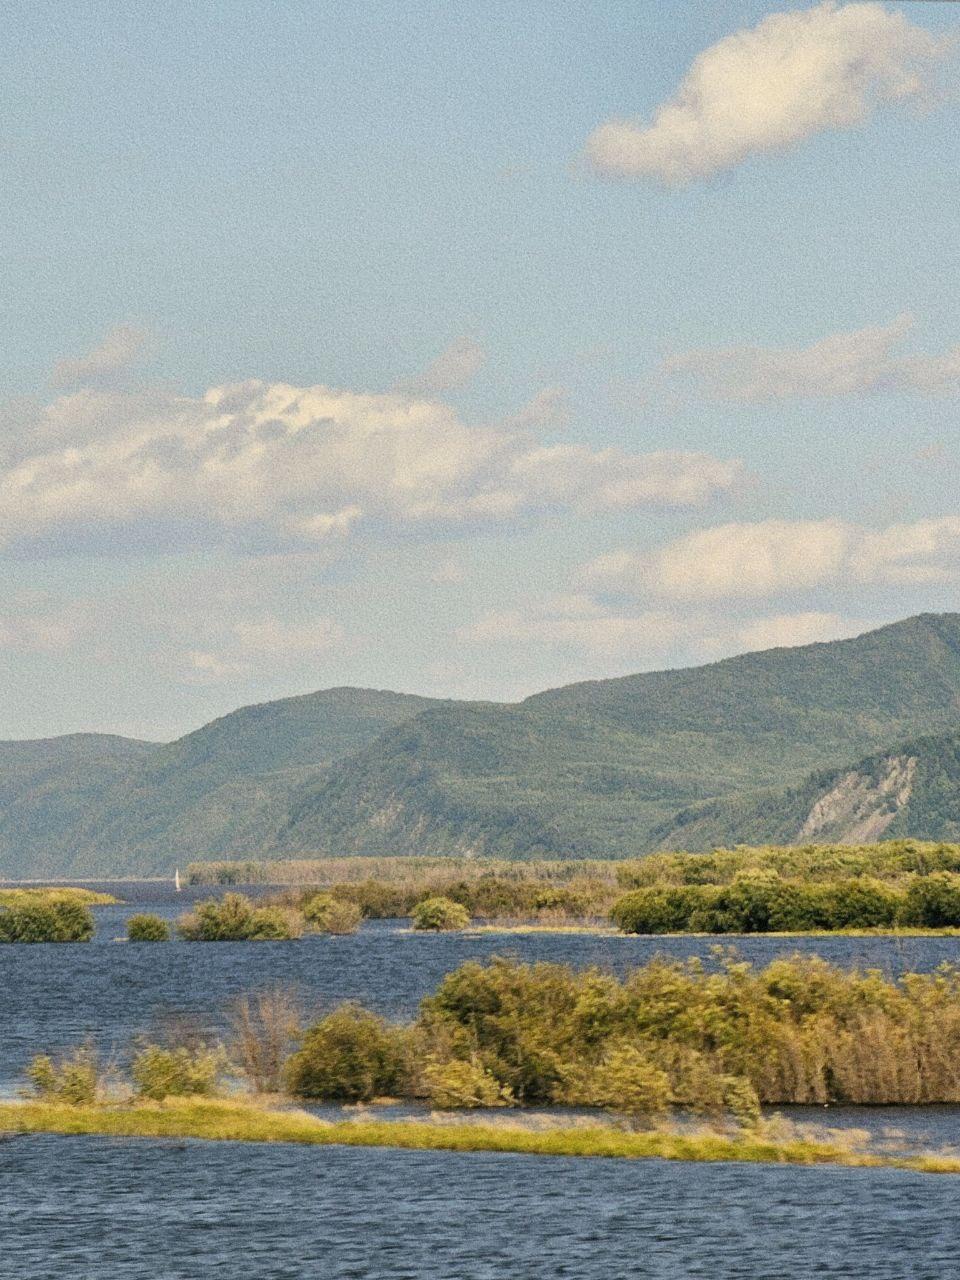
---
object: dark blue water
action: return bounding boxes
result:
[3,1134,958,1279]
[2,881,959,1097]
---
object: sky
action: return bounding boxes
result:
[2,0,960,741]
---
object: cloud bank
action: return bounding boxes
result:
[586,516,960,601]
[0,379,743,556]
[585,1,946,185]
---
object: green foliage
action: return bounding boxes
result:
[131,1043,227,1100]
[411,897,471,931]
[127,913,170,942]
[285,1005,410,1101]
[177,893,302,942]
[901,873,960,927]
[565,1045,672,1119]
[25,1045,102,1105]
[0,898,94,943]
[421,1057,513,1109]
[302,893,362,934]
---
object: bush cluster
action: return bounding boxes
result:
[127,914,170,942]
[611,871,960,934]
[301,894,362,935]
[178,893,303,942]
[411,897,471,931]
[283,953,960,1111]
[0,899,95,944]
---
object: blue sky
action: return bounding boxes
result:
[2,0,960,740]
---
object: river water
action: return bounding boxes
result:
[4,882,960,1277]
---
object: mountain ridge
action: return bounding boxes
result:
[5,613,960,876]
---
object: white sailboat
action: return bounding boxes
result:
[174,867,181,892]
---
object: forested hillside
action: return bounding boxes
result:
[3,614,960,876]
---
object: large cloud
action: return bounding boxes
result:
[661,315,960,403]
[584,1,946,185]
[586,516,960,600]
[0,379,743,556]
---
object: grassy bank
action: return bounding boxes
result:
[0,887,116,908]
[2,1098,959,1176]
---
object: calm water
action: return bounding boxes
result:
[5,882,960,1276]
[3,1134,959,1279]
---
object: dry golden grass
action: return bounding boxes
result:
[2,1098,960,1176]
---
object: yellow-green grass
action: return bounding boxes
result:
[3,1099,960,1176]
[0,887,117,908]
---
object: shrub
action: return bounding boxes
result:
[421,1057,513,1109]
[303,894,362,935]
[229,987,301,1094]
[566,1044,672,1120]
[127,913,170,942]
[901,873,960,927]
[0,899,94,944]
[411,897,471,932]
[131,1043,226,1100]
[178,893,303,941]
[285,1005,409,1101]
[25,1044,103,1105]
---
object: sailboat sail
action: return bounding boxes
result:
[174,868,181,892]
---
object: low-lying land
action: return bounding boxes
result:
[184,842,960,934]
[3,1097,959,1176]
[23,954,960,1114]
[0,887,116,907]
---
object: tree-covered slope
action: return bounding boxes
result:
[5,613,960,876]
[0,690,443,877]
[274,614,960,858]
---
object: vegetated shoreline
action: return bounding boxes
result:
[3,1098,960,1176]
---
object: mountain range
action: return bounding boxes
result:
[4,612,960,877]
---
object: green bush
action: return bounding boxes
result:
[411,897,471,931]
[421,1057,513,1109]
[127,913,170,942]
[566,1044,672,1119]
[178,893,302,941]
[0,899,94,943]
[285,1005,409,1101]
[901,873,960,927]
[302,894,362,935]
[25,1045,102,1104]
[131,1043,226,1100]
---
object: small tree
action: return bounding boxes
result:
[285,1004,409,1101]
[131,1043,227,1101]
[25,1044,104,1105]
[229,987,301,1094]
[127,913,170,942]
[412,897,471,931]
[303,894,362,935]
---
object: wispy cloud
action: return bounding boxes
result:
[584,1,947,185]
[658,315,960,403]
[51,324,151,387]
[585,515,960,601]
[397,336,486,395]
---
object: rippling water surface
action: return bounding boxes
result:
[4,1134,959,1279]
[4,882,960,1276]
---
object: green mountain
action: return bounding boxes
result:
[0,689,443,878]
[274,613,960,858]
[4,613,960,876]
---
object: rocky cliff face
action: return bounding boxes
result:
[797,755,917,844]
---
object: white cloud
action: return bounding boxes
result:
[183,616,345,684]
[52,324,150,387]
[660,315,960,403]
[585,515,960,600]
[0,593,94,654]
[459,593,868,670]
[397,336,485,395]
[584,1,946,185]
[0,378,742,556]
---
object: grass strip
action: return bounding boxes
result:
[3,1099,960,1176]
